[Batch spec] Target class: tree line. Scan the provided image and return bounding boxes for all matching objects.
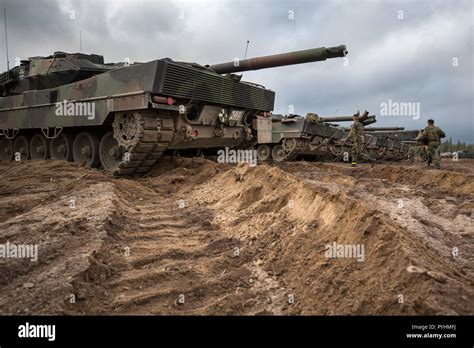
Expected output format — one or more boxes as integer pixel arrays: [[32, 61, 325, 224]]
[[439, 137, 474, 153]]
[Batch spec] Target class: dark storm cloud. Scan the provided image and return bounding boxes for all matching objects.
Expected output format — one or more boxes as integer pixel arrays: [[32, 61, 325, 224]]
[[1, 0, 72, 37], [0, 0, 472, 142]]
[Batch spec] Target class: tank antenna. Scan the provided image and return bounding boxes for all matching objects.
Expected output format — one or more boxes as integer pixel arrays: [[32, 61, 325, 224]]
[[244, 40, 250, 59], [241, 40, 249, 78], [79, 30, 82, 52], [3, 8, 10, 73]]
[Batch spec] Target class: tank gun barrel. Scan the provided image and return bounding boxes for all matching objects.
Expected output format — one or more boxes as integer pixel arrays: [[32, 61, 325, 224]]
[[208, 45, 347, 74], [319, 115, 376, 126], [320, 116, 360, 122], [320, 116, 352, 123], [364, 127, 405, 131]]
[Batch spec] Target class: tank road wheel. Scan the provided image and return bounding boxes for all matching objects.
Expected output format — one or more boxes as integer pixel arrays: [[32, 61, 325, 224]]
[[99, 131, 124, 172], [0, 138, 13, 161], [29, 134, 50, 160], [282, 138, 297, 153], [13, 136, 30, 161], [50, 133, 74, 161], [73, 132, 100, 168], [256, 144, 272, 161], [272, 145, 286, 162], [282, 138, 301, 160]]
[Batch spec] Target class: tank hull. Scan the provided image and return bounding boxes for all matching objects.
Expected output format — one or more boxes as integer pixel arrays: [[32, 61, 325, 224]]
[[0, 58, 275, 175]]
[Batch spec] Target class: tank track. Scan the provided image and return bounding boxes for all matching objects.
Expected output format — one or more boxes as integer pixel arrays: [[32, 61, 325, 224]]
[[112, 113, 174, 177], [282, 138, 309, 160]]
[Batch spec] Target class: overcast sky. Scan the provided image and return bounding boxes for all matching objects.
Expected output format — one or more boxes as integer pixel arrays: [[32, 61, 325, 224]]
[[1, 0, 473, 142]]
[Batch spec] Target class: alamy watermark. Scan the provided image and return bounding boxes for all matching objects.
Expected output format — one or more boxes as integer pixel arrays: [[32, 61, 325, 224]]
[[18, 322, 55, 341], [325, 242, 365, 262], [55, 100, 95, 120], [380, 99, 420, 120], [217, 147, 257, 166], [0, 242, 38, 262]]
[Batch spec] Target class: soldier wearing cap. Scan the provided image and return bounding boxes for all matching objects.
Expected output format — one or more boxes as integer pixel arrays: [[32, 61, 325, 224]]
[[417, 119, 446, 169]]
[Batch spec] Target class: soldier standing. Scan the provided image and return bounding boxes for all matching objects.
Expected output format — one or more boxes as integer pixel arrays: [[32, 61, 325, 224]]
[[344, 111, 365, 167], [417, 119, 446, 169]]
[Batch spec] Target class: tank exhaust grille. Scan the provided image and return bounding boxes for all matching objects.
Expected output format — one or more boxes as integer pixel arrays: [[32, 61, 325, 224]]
[[161, 62, 274, 111]]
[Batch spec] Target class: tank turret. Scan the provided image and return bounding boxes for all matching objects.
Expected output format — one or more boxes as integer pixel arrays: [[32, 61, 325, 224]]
[[0, 52, 118, 96]]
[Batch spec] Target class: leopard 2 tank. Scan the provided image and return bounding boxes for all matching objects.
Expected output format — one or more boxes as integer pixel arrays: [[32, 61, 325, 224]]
[[0, 46, 348, 175]]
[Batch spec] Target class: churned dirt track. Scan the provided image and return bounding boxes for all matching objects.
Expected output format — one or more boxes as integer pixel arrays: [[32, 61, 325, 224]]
[[0, 157, 472, 315]]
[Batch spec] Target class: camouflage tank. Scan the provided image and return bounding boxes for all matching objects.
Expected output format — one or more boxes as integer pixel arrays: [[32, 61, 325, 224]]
[[254, 112, 376, 161], [0, 46, 347, 175], [340, 125, 416, 160], [363, 128, 419, 141], [363, 128, 417, 160], [255, 112, 412, 162]]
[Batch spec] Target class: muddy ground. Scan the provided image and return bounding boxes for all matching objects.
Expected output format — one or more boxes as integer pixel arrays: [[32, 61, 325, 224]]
[[0, 157, 472, 315]]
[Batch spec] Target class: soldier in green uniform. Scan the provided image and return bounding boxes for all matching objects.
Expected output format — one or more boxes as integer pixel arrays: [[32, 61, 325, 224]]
[[344, 111, 365, 167], [417, 119, 446, 169]]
